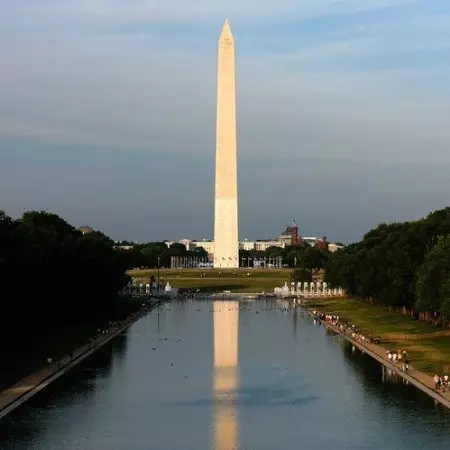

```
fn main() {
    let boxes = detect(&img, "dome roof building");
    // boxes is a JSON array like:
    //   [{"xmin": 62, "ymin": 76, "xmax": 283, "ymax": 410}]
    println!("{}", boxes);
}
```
[{"xmin": 77, "ymin": 225, "xmax": 94, "ymax": 235}]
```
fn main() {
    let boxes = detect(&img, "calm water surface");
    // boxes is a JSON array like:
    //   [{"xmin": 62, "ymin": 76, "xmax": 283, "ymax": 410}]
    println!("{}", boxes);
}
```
[{"xmin": 1, "ymin": 298, "xmax": 450, "ymax": 449}]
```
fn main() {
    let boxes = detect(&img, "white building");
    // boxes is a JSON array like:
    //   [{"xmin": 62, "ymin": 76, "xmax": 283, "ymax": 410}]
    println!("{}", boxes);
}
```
[
  {"xmin": 328, "ymin": 243, "xmax": 344, "ymax": 253},
  {"xmin": 254, "ymin": 240, "xmax": 285, "ymax": 251},
  {"xmin": 302, "ymin": 236, "xmax": 318, "ymax": 246},
  {"xmin": 191, "ymin": 240, "xmax": 215, "ymax": 255},
  {"xmin": 164, "ymin": 236, "xmax": 343, "ymax": 259},
  {"xmin": 239, "ymin": 240, "xmax": 255, "ymax": 251},
  {"xmin": 166, "ymin": 238, "xmax": 286, "ymax": 256},
  {"xmin": 164, "ymin": 239, "xmax": 194, "ymax": 251}
]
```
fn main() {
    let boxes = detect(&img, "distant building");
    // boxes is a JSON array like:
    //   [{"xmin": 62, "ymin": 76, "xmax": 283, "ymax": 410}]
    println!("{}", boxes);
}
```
[
  {"xmin": 77, "ymin": 225, "xmax": 94, "ymax": 235},
  {"xmin": 164, "ymin": 238, "xmax": 193, "ymax": 251},
  {"xmin": 302, "ymin": 236, "xmax": 318, "ymax": 246},
  {"xmin": 163, "ymin": 224, "xmax": 342, "ymax": 261},
  {"xmin": 239, "ymin": 240, "xmax": 256, "ymax": 251},
  {"xmin": 191, "ymin": 240, "xmax": 215, "ymax": 256},
  {"xmin": 117, "ymin": 245, "xmax": 134, "ymax": 251},
  {"xmin": 315, "ymin": 236, "xmax": 329, "ymax": 251},
  {"xmin": 254, "ymin": 240, "xmax": 285, "ymax": 251},
  {"xmin": 278, "ymin": 221, "xmax": 302, "ymax": 246},
  {"xmin": 328, "ymin": 243, "xmax": 344, "ymax": 253}
]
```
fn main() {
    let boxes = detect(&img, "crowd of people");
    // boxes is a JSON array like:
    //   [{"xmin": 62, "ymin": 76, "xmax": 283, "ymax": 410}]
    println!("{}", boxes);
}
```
[
  {"xmin": 311, "ymin": 310, "xmax": 415, "ymax": 374},
  {"xmin": 386, "ymin": 349, "xmax": 410, "ymax": 372},
  {"xmin": 312, "ymin": 311, "xmax": 382, "ymax": 346},
  {"xmin": 309, "ymin": 307, "xmax": 450, "ymax": 400},
  {"xmin": 434, "ymin": 373, "xmax": 449, "ymax": 392}
]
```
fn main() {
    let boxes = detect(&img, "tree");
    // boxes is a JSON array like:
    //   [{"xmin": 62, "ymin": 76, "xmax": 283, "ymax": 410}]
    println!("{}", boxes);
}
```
[
  {"xmin": 0, "ymin": 209, "xmax": 130, "ymax": 340},
  {"xmin": 325, "ymin": 208, "xmax": 450, "ymax": 319},
  {"xmin": 189, "ymin": 246, "xmax": 208, "ymax": 258},
  {"xmin": 239, "ymin": 249, "xmax": 253, "ymax": 267},
  {"xmin": 168, "ymin": 242, "xmax": 187, "ymax": 255},
  {"xmin": 439, "ymin": 279, "xmax": 450, "ymax": 320},
  {"xmin": 302, "ymin": 247, "xmax": 329, "ymax": 272},
  {"xmin": 415, "ymin": 235, "xmax": 450, "ymax": 316},
  {"xmin": 291, "ymin": 268, "xmax": 312, "ymax": 284},
  {"xmin": 265, "ymin": 246, "xmax": 284, "ymax": 257}
]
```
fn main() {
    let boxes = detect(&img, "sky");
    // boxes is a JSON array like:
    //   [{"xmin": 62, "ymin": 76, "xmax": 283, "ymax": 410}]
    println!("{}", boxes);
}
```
[{"xmin": 1, "ymin": 0, "xmax": 450, "ymax": 243}]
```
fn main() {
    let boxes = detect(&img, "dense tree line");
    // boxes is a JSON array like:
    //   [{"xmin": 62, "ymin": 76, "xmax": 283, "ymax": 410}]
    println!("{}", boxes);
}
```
[
  {"xmin": 0, "ymin": 210, "xmax": 129, "ymax": 340},
  {"xmin": 239, "ymin": 244, "xmax": 330, "ymax": 271},
  {"xmin": 120, "ymin": 242, "xmax": 208, "ymax": 268},
  {"xmin": 325, "ymin": 207, "xmax": 450, "ymax": 322},
  {"xmin": 121, "ymin": 240, "xmax": 330, "ymax": 273}
]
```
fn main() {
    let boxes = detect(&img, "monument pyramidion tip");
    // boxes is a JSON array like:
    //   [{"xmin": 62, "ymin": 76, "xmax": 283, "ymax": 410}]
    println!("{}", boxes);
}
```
[{"xmin": 220, "ymin": 18, "xmax": 233, "ymax": 39}]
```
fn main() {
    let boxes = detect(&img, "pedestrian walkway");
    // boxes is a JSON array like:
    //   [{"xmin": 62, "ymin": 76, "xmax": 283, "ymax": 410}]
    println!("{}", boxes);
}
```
[
  {"xmin": 312, "ymin": 310, "xmax": 450, "ymax": 408},
  {"xmin": 0, "ymin": 308, "xmax": 149, "ymax": 419}
]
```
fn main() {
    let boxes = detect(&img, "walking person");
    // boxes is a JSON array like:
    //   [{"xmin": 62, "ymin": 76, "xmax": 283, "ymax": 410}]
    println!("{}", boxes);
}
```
[
  {"xmin": 433, "ymin": 373, "xmax": 440, "ymax": 391},
  {"xmin": 434, "ymin": 373, "xmax": 440, "ymax": 391},
  {"xmin": 404, "ymin": 359, "xmax": 409, "ymax": 372}
]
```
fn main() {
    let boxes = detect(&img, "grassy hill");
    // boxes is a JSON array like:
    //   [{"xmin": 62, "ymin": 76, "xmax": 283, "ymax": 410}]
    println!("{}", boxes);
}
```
[{"xmin": 127, "ymin": 268, "xmax": 293, "ymax": 293}]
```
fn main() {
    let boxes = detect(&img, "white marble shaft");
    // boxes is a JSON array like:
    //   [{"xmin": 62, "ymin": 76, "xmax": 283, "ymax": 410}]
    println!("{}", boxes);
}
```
[{"xmin": 214, "ymin": 19, "xmax": 239, "ymax": 268}]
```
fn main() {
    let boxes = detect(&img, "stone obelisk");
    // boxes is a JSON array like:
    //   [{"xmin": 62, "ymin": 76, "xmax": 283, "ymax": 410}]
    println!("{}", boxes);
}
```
[{"xmin": 214, "ymin": 19, "xmax": 239, "ymax": 269}]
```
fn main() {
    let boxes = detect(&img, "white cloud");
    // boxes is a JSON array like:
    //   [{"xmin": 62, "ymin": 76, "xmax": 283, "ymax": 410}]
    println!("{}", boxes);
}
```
[
  {"xmin": 1, "ymin": 0, "xmax": 450, "ymax": 164},
  {"xmin": 7, "ymin": 0, "xmax": 416, "ymax": 22}
]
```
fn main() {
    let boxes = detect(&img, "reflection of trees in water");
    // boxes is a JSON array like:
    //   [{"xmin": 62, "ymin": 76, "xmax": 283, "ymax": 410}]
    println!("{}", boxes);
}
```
[
  {"xmin": 293, "ymin": 308, "xmax": 298, "ymax": 336},
  {"xmin": 340, "ymin": 341, "xmax": 450, "ymax": 422},
  {"xmin": 108, "ymin": 333, "xmax": 128, "ymax": 365},
  {"xmin": 170, "ymin": 298, "xmax": 187, "ymax": 323},
  {"xmin": 73, "ymin": 331, "xmax": 128, "ymax": 376},
  {"xmin": 0, "ymin": 339, "xmax": 57, "ymax": 390},
  {"xmin": 0, "ymin": 333, "xmax": 128, "ymax": 448},
  {"xmin": 0, "ymin": 323, "xmax": 131, "ymax": 391}
]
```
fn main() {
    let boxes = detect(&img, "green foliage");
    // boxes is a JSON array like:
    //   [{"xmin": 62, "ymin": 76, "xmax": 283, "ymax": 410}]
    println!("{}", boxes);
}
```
[
  {"xmin": 302, "ymin": 246, "xmax": 329, "ymax": 271},
  {"xmin": 415, "ymin": 235, "xmax": 450, "ymax": 318},
  {"xmin": 265, "ymin": 246, "xmax": 284, "ymax": 257},
  {"xmin": 169, "ymin": 242, "xmax": 187, "ymax": 253},
  {"xmin": 326, "ymin": 207, "xmax": 450, "ymax": 318},
  {"xmin": 0, "ymin": 210, "xmax": 129, "ymax": 341},
  {"xmin": 191, "ymin": 246, "xmax": 208, "ymax": 258},
  {"xmin": 122, "ymin": 238, "xmax": 332, "ymax": 272},
  {"xmin": 123, "ymin": 242, "xmax": 206, "ymax": 268},
  {"xmin": 291, "ymin": 268, "xmax": 312, "ymax": 283}
]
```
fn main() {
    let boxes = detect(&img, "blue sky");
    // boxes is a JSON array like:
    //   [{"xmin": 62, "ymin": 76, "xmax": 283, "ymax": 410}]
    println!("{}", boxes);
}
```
[{"xmin": 1, "ymin": 0, "xmax": 450, "ymax": 243}]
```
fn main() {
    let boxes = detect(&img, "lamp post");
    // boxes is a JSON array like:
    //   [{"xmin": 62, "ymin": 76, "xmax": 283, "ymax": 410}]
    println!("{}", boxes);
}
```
[{"xmin": 157, "ymin": 256, "xmax": 160, "ymax": 293}]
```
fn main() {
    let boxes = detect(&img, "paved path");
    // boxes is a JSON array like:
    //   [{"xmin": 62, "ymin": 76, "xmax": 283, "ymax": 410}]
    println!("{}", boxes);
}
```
[
  {"xmin": 302, "ymin": 305, "xmax": 450, "ymax": 408},
  {"xmin": 0, "ymin": 308, "xmax": 150, "ymax": 419}
]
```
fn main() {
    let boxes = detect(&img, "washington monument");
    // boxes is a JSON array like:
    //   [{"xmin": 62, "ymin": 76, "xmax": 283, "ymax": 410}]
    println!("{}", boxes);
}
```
[{"xmin": 214, "ymin": 19, "xmax": 239, "ymax": 269}]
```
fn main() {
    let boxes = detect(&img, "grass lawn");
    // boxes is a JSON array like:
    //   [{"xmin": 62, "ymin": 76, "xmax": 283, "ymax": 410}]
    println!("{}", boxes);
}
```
[
  {"xmin": 127, "ymin": 268, "xmax": 292, "ymax": 293},
  {"xmin": 308, "ymin": 297, "xmax": 450, "ymax": 375}
]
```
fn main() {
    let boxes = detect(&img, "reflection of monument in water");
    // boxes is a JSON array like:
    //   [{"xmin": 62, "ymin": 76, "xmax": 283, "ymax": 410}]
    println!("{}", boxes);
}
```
[{"xmin": 213, "ymin": 300, "xmax": 239, "ymax": 450}]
